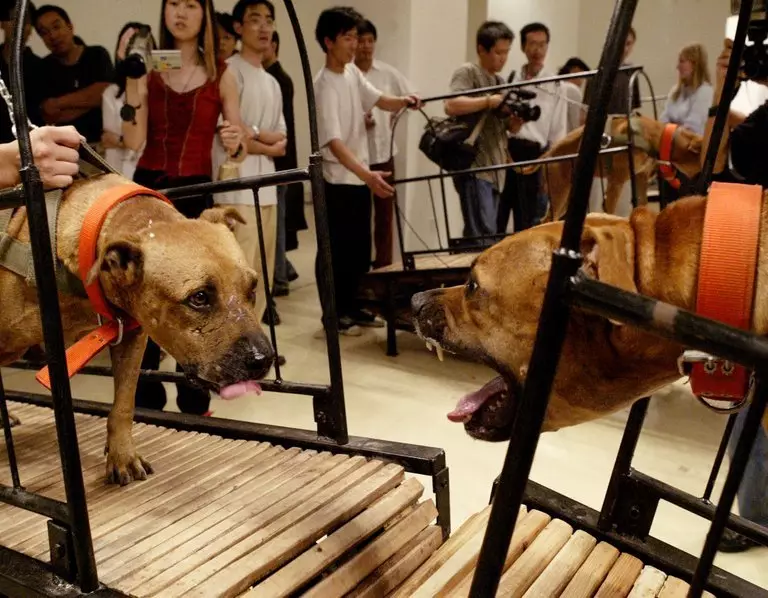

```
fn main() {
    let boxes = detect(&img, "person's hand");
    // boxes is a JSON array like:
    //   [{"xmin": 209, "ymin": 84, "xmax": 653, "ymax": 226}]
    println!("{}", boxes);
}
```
[
  {"xmin": 364, "ymin": 169, "xmax": 394, "ymax": 198},
  {"xmin": 364, "ymin": 111, "xmax": 376, "ymax": 129},
  {"xmin": 218, "ymin": 120, "xmax": 243, "ymax": 155},
  {"xmin": 101, "ymin": 130, "xmax": 122, "ymax": 150},
  {"xmin": 117, "ymin": 27, "xmax": 137, "ymax": 62},
  {"xmin": 30, "ymin": 126, "xmax": 81, "ymax": 188},
  {"xmin": 402, "ymin": 95, "xmax": 423, "ymax": 110},
  {"xmin": 269, "ymin": 138, "xmax": 288, "ymax": 157},
  {"xmin": 508, "ymin": 115, "xmax": 525, "ymax": 135},
  {"xmin": 488, "ymin": 93, "xmax": 505, "ymax": 110}
]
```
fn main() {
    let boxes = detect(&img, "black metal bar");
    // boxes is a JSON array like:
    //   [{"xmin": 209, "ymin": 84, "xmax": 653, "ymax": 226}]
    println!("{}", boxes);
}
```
[
  {"xmin": 625, "ymin": 71, "xmax": 641, "ymax": 208},
  {"xmin": 0, "ymin": 484, "xmax": 70, "ymax": 521},
  {"xmin": 10, "ymin": 0, "xmax": 98, "ymax": 591},
  {"xmin": 0, "ymin": 544, "xmax": 130, "ymax": 598},
  {"xmin": 598, "ymin": 398, "xmax": 649, "ymax": 530},
  {"xmin": 568, "ymin": 274, "xmax": 768, "ymax": 372},
  {"xmin": 468, "ymin": 1, "xmax": 638, "ymax": 594},
  {"xmin": 393, "ymin": 145, "xmax": 630, "ymax": 186},
  {"xmin": 7, "ymin": 361, "xmax": 329, "ymax": 397},
  {"xmin": 0, "ymin": 184, "xmax": 25, "ymax": 209},
  {"xmin": 418, "ymin": 65, "xmax": 642, "ymax": 104},
  {"xmin": 0, "ymin": 372, "xmax": 22, "ymax": 488},
  {"xmin": 251, "ymin": 188, "xmax": 283, "ymax": 381},
  {"xmin": 690, "ymin": 376, "xmax": 768, "ymax": 596},
  {"xmin": 524, "ymin": 479, "xmax": 768, "ymax": 598},
  {"xmin": 433, "ymin": 466, "xmax": 451, "ymax": 540},
  {"xmin": 161, "ymin": 168, "xmax": 309, "ymax": 199},
  {"xmin": 695, "ymin": 0, "xmax": 753, "ymax": 195},
  {"xmin": 628, "ymin": 469, "xmax": 768, "ymax": 546},
  {"xmin": 5, "ymin": 391, "xmax": 446, "ymax": 476},
  {"xmin": 703, "ymin": 413, "xmax": 738, "ymax": 502}
]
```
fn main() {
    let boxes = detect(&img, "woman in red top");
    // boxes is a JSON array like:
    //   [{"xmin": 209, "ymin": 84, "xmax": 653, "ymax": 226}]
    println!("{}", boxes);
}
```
[{"xmin": 120, "ymin": 0, "xmax": 246, "ymax": 415}]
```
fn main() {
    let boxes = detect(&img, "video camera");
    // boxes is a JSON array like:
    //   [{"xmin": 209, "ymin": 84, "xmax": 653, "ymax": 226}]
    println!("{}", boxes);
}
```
[
  {"xmin": 730, "ymin": 0, "xmax": 768, "ymax": 81},
  {"xmin": 498, "ymin": 87, "xmax": 541, "ymax": 122}
]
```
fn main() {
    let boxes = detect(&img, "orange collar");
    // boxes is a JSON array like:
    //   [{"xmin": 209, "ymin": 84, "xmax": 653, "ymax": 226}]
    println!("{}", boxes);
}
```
[
  {"xmin": 36, "ymin": 183, "xmax": 173, "ymax": 390},
  {"xmin": 681, "ymin": 181, "xmax": 763, "ymax": 411},
  {"xmin": 658, "ymin": 123, "xmax": 681, "ymax": 189}
]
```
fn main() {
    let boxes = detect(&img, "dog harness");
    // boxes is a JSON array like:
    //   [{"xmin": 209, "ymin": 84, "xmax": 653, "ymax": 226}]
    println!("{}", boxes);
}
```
[
  {"xmin": 36, "ymin": 182, "xmax": 174, "ymax": 390},
  {"xmin": 657, "ymin": 123, "xmax": 682, "ymax": 190},
  {"xmin": 678, "ymin": 181, "xmax": 763, "ymax": 413}
]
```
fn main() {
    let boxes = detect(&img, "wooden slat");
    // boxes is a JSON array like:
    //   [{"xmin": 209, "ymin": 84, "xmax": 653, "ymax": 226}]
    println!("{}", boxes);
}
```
[
  {"xmin": 175, "ymin": 463, "xmax": 406, "ymax": 598},
  {"xmin": 390, "ymin": 508, "xmax": 491, "ymax": 598},
  {"xmin": 112, "ymin": 452, "xmax": 351, "ymax": 592},
  {"xmin": 370, "ymin": 252, "xmax": 479, "ymax": 274},
  {"xmin": 628, "ymin": 566, "xmax": 667, "ymax": 598},
  {"xmin": 346, "ymin": 526, "xmax": 443, "ymax": 598},
  {"xmin": 595, "ymin": 553, "xmax": 645, "ymax": 598},
  {"xmin": 495, "ymin": 518, "xmax": 573, "ymax": 598},
  {"xmin": 450, "ymin": 509, "xmax": 551, "ymax": 597},
  {"xmin": 250, "ymin": 479, "xmax": 429, "ymax": 598},
  {"xmin": 409, "ymin": 506, "xmax": 527, "ymax": 597},
  {"xmin": 657, "ymin": 577, "xmax": 689, "ymax": 598},
  {"xmin": 522, "ymin": 530, "xmax": 597, "ymax": 597},
  {"xmin": 560, "ymin": 541, "xmax": 621, "ymax": 598}
]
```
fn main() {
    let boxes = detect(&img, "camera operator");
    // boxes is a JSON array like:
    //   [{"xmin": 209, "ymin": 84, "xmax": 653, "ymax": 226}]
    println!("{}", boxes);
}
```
[
  {"xmin": 701, "ymin": 36, "xmax": 768, "ymax": 554},
  {"xmin": 445, "ymin": 21, "xmax": 522, "ymax": 245},
  {"xmin": 499, "ymin": 22, "xmax": 567, "ymax": 233}
]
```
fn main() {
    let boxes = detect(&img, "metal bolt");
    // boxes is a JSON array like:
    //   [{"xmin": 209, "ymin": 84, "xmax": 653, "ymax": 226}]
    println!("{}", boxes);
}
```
[
  {"xmin": 629, "ymin": 505, "xmax": 640, "ymax": 519},
  {"xmin": 53, "ymin": 543, "xmax": 65, "ymax": 559}
]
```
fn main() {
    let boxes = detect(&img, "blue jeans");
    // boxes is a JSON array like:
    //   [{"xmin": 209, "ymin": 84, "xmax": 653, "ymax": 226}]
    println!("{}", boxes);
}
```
[
  {"xmin": 728, "ymin": 407, "xmax": 768, "ymax": 526},
  {"xmin": 454, "ymin": 175, "xmax": 499, "ymax": 245},
  {"xmin": 274, "ymin": 185, "xmax": 288, "ymax": 286}
]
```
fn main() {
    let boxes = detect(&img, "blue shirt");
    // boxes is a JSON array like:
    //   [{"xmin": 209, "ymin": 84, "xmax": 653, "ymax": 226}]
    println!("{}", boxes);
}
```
[{"xmin": 660, "ymin": 83, "xmax": 713, "ymax": 135}]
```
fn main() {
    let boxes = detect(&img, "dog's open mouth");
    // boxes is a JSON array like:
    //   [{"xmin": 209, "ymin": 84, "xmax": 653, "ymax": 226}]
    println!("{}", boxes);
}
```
[{"xmin": 424, "ymin": 338, "xmax": 518, "ymax": 441}]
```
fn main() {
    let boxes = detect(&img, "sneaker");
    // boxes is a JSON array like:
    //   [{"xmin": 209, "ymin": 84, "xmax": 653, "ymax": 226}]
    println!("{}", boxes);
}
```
[
  {"xmin": 349, "ymin": 309, "xmax": 385, "ymax": 328},
  {"xmin": 273, "ymin": 283, "xmax": 290, "ymax": 297},
  {"xmin": 262, "ymin": 306, "xmax": 281, "ymax": 326},
  {"xmin": 338, "ymin": 316, "xmax": 363, "ymax": 336},
  {"xmin": 717, "ymin": 529, "xmax": 761, "ymax": 553}
]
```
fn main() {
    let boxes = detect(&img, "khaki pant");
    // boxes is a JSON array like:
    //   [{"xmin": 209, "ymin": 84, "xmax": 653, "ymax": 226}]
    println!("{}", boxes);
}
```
[{"xmin": 219, "ymin": 203, "xmax": 277, "ymax": 320}]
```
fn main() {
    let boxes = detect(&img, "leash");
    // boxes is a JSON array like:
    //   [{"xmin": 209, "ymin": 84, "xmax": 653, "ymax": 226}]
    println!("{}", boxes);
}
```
[
  {"xmin": 678, "ymin": 181, "xmax": 763, "ymax": 413},
  {"xmin": 36, "ymin": 183, "xmax": 174, "ymax": 390},
  {"xmin": 658, "ymin": 123, "xmax": 682, "ymax": 190}
]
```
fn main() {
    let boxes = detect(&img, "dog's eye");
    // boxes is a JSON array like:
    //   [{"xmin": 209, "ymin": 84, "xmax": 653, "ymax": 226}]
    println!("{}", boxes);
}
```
[
  {"xmin": 187, "ymin": 290, "xmax": 211, "ymax": 310},
  {"xmin": 466, "ymin": 279, "xmax": 479, "ymax": 295},
  {"xmin": 248, "ymin": 281, "xmax": 258, "ymax": 304}
]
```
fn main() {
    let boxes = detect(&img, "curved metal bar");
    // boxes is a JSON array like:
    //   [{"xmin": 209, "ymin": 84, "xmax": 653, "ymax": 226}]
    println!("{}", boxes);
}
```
[{"xmin": 9, "ymin": 0, "xmax": 99, "ymax": 591}]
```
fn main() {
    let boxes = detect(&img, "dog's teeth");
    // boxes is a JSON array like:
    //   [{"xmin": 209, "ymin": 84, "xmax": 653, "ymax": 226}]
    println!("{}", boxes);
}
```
[
  {"xmin": 436, "ymin": 345, "xmax": 444, "ymax": 362},
  {"xmin": 426, "ymin": 342, "xmax": 433, "ymax": 352}
]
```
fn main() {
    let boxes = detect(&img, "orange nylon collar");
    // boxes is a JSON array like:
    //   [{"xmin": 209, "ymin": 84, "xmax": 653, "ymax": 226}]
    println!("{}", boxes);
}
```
[
  {"xmin": 77, "ymin": 183, "xmax": 172, "ymax": 321},
  {"xmin": 658, "ymin": 123, "xmax": 681, "ymax": 190},
  {"xmin": 688, "ymin": 181, "xmax": 762, "ymax": 408},
  {"xmin": 36, "ymin": 183, "xmax": 173, "ymax": 391}
]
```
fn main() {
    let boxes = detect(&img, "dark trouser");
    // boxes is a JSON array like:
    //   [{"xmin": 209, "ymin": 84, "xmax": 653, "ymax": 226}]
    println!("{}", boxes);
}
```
[
  {"xmin": 453, "ymin": 175, "xmax": 499, "ymax": 246},
  {"xmin": 498, "ymin": 137, "xmax": 544, "ymax": 233},
  {"xmin": 315, "ymin": 181, "xmax": 372, "ymax": 322},
  {"xmin": 132, "ymin": 168, "xmax": 213, "ymax": 415},
  {"xmin": 371, "ymin": 159, "xmax": 395, "ymax": 268}
]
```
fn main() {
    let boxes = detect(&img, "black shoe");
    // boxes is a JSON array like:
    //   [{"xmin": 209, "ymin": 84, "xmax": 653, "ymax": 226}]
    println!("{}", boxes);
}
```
[
  {"xmin": 718, "ymin": 529, "xmax": 761, "ymax": 553},
  {"xmin": 349, "ymin": 309, "xmax": 384, "ymax": 328},
  {"xmin": 262, "ymin": 306, "xmax": 281, "ymax": 326},
  {"xmin": 287, "ymin": 262, "xmax": 299, "ymax": 282},
  {"xmin": 273, "ymin": 283, "xmax": 290, "ymax": 297}
]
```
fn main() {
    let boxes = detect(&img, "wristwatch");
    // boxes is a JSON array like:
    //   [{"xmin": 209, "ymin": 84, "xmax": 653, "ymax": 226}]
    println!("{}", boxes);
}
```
[{"xmin": 120, "ymin": 103, "xmax": 140, "ymax": 124}]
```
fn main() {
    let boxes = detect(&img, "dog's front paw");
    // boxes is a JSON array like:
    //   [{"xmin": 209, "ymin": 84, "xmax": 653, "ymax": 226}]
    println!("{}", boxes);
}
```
[
  {"xmin": 2, "ymin": 411, "xmax": 20, "ymax": 427},
  {"xmin": 105, "ymin": 443, "xmax": 154, "ymax": 486}
]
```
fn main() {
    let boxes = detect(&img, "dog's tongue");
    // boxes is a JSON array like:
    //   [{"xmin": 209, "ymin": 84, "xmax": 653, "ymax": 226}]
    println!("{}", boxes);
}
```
[
  {"xmin": 447, "ymin": 376, "xmax": 505, "ymax": 423},
  {"xmin": 219, "ymin": 381, "xmax": 263, "ymax": 400}
]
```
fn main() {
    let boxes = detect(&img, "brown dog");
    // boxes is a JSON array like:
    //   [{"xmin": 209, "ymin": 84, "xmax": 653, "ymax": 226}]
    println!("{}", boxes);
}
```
[
  {"xmin": 521, "ymin": 115, "xmax": 704, "ymax": 221},
  {"xmin": 412, "ymin": 195, "xmax": 768, "ymax": 441},
  {"xmin": 0, "ymin": 173, "xmax": 274, "ymax": 483}
]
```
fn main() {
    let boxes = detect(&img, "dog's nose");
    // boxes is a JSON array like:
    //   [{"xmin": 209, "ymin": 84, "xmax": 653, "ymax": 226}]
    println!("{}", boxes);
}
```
[{"xmin": 235, "ymin": 333, "xmax": 275, "ymax": 377}]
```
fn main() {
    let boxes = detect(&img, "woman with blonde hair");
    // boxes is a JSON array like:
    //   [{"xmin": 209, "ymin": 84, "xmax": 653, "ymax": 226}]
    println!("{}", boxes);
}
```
[{"xmin": 661, "ymin": 43, "xmax": 713, "ymax": 135}]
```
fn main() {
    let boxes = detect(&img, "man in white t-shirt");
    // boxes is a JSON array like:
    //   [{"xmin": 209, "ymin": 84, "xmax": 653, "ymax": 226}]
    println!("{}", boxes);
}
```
[
  {"xmin": 501, "ymin": 22, "xmax": 568, "ymax": 233},
  {"xmin": 354, "ymin": 18, "xmax": 415, "ymax": 269},
  {"xmin": 313, "ymin": 7, "xmax": 420, "ymax": 335},
  {"xmin": 213, "ymin": 0, "xmax": 287, "ymax": 325}
]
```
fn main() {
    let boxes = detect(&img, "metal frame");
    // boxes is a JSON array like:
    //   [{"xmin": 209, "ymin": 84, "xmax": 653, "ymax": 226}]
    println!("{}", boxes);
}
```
[
  {"xmin": 0, "ymin": 0, "xmax": 450, "ymax": 595},
  {"xmin": 469, "ymin": 0, "xmax": 768, "ymax": 596}
]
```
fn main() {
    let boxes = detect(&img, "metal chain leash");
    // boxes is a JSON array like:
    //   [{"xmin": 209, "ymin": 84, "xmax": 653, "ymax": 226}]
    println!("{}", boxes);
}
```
[{"xmin": 0, "ymin": 72, "xmax": 37, "ymax": 139}]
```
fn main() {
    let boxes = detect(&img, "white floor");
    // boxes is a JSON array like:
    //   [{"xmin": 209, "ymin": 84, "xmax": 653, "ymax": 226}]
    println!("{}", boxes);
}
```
[{"xmin": 3, "ymin": 207, "xmax": 767, "ymax": 591}]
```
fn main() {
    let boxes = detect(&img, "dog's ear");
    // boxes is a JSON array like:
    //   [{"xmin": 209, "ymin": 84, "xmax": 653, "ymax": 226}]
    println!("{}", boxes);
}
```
[
  {"xmin": 199, "ymin": 206, "xmax": 246, "ymax": 232},
  {"xmin": 580, "ymin": 223, "xmax": 637, "ymax": 294},
  {"xmin": 87, "ymin": 240, "xmax": 143, "ymax": 288}
]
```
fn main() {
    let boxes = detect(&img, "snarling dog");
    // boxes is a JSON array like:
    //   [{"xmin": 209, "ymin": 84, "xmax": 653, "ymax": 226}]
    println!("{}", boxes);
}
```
[
  {"xmin": 0, "ymin": 173, "xmax": 274, "ymax": 483},
  {"xmin": 521, "ymin": 115, "xmax": 704, "ymax": 221},
  {"xmin": 412, "ymin": 196, "xmax": 768, "ymax": 441}
]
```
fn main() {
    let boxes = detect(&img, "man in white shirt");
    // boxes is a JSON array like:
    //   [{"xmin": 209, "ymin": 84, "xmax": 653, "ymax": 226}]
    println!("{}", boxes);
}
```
[
  {"xmin": 354, "ymin": 19, "xmax": 414, "ymax": 269},
  {"xmin": 313, "ymin": 7, "xmax": 420, "ymax": 335},
  {"xmin": 500, "ymin": 22, "xmax": 568, "ymax": 233},
  {"xmin": 213, "ymin": 0, "xmax": 287, "ymax": 325}
]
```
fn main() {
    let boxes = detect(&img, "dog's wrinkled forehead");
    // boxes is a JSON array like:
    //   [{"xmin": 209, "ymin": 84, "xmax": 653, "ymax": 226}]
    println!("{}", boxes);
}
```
[{"xmin": 138, "ymin": 219, "xmax": 254, "ymax": 298}]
